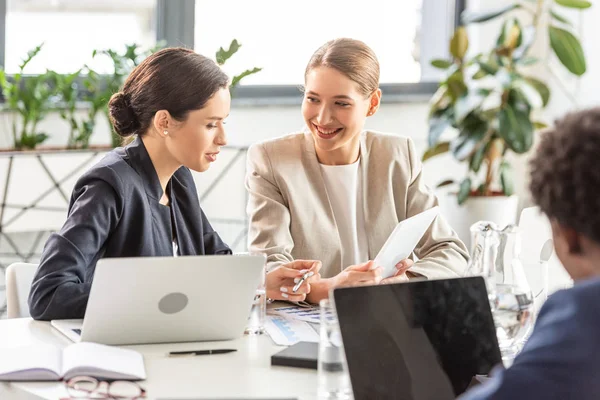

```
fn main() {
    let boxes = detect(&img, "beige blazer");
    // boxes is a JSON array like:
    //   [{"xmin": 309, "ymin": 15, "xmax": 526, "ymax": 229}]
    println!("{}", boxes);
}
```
[{"xmin": 245, "ymin": 131, "xmax": 469, "ymax": 279}]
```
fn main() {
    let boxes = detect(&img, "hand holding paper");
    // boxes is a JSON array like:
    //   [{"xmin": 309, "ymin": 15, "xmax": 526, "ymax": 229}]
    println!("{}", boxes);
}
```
[{"xmin": 374, "ymin": 207, "xmax": 440, "ymax": 279}]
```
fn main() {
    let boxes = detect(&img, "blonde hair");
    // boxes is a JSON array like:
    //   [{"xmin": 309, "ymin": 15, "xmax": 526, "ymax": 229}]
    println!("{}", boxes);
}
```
[{"xmin": 305, "ymin": 38, "xmax": 380, "ymax": 97}]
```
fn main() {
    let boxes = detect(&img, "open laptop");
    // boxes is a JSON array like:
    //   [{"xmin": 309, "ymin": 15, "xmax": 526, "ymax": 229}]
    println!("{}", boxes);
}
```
[
  {"xmin": 333, "ymin": 276, "xmax": 501, "ymax": 400},
  {"xmin": 51, "ymin": 254, "xmax": 265, "ymax": 345}
]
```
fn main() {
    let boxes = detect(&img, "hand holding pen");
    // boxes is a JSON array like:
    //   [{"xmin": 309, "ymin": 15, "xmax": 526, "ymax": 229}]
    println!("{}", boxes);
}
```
[{"xmin": 265, "ymin": 260, "xmax": 322, "ymax": 302}]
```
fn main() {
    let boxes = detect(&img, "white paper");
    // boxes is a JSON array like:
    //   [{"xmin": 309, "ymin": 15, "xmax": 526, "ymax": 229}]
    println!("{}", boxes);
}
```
[
  {"xmin": 374, "ymin": 206, "xmax": 440, "ymax": 278},
  {"xmin": 264, "ymin": 315, "xmax": 320, "ymax": 346},
  {"xmin": 62, "ymin": 342, "xmax": 146, "ymax": 381},
  {"xmin": 0, "ymin": 345, "xmax": 61, "ymax": 381},
  {"xmin": 268, "ymin": 305, "xmax": 322, "ymax": 323}
]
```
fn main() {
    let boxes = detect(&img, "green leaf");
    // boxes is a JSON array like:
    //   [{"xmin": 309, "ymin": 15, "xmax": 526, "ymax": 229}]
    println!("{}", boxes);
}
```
[
  {"xmin": 436, "ymin": 179, "xmax": 456, "ymax": 188},
  {"xmin": 500, "ymin": 162, "xmax": 514, "ymax": 196},
  {"xmin": 446, "ymin": 71, "xmax": 468, "ymax": 100},
  {"xmin": 455, "ymin": 92, "xmax": 485, "ymax": 122},
  {"xmin": 513, "ymin": 26, "xmax": 536, "ymax": 60},
  {"xmin": 458, "ymin": 178, "xmax": 472, "ymax": 205},
  {"xmin": 216, "ymin": 39, "xmax": 241, "ymax": 65},
  {"xmin": 472, "ymin": 69, "xmax": 488, "ymax": 79},
  {"xmin": 550, "ymin": 9, "xmax": 573, "ymax": 25},
  {"xmin": 524, "ymin": 77, "xmax": 551, "ymax": 106},
  {"xmin": 476, "ymin": 60, "xmax": 499, "ymax": 75},
  {"xmin": 533, "ymin": 121, "xmax": 549, "ymax": 129},
  {"xmin": 554, "ymin": 0, "xmax": 591, "ymax": 8},
  {"xmin": 422, "ymin": 142, "xmax": 450, "ymax": 161},
  {"xmin": 549, "ymin": 26, "xmax": 587, "ymax": 76},
  {"xmin": 470, "ymin": 141, "xmax": 489, "ymax": 173},
  {"xmin": 428, "ymin": 112, "xmax": 452, "ymax": 147},
  {"xmin": 450, "ymin": 27, "xmax": 469, "ymax": 60},
  {"xmin": 429, "ymin": 85, "xmax": 451, "ymax": 113},
  {"xmin": 451, "ymin": 117, "xmax": 488, "ymax": 161},
  {"xmin": 462, "ymin": 4, "xmax": 521, "ymax": 24},
  {"xmin": 518, "ymin": 56, "xmax": 539, "ymax": 65},
  {"xmin": 498, "ymin": 92, "xmax": 534, "ymax": 154},
  {"xmin": 431, "ymin": 59, "xmax": 453, "ymax": 69},
  {"xmin": 231, "ymin": 67, "xmax": 262, "ymax": 89}
]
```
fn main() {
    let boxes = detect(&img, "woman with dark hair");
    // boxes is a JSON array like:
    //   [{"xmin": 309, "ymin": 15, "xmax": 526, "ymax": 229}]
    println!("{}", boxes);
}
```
[{"xmin": 29, "ymin": 48, "xmax": 320, "ymax": 321}]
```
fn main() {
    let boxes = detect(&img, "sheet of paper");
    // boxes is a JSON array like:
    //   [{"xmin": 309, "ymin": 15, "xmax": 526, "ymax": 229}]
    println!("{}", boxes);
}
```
[
  {"xmin": 268, "ymin": 305, "xmax": 322, "ymax": 323},
  {"xmin": 374, "ymin": 206, "xmax": 439, "ymax": 278},
  {"xmin": 264, "ymin": 316, "xmax": 319, "ymax": 346}
]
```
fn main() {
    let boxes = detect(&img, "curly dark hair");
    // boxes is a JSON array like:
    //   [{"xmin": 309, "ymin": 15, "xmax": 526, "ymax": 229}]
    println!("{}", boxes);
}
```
[{"xmin": 529, "ymin": 107, "xmax": 600, "ymax": 244}]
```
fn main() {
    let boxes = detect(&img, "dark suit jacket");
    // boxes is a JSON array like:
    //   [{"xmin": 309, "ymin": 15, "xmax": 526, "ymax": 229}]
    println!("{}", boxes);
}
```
[
  {"xmin": 460, "ymin": 276, "xmax": 600, "ymax": 400},
  {"xmin": 28, "ymin": 137, "xmax": 231, "ymax": 320}
]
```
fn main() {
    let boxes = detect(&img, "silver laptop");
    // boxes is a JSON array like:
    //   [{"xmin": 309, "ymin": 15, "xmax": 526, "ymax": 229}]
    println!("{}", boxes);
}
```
[{"xmin": 51, "ymin": 254, "xmax": 264, "ymax": 345}]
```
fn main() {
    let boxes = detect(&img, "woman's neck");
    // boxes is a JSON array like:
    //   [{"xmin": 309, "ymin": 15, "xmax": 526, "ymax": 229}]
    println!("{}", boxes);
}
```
[
  {"xmin": 315, "ymin": 134, "xmax": 361, "ymax": 166},
  {"xmin": 140, "ymin": 135, "xmax": 181, "ymax": 204}
]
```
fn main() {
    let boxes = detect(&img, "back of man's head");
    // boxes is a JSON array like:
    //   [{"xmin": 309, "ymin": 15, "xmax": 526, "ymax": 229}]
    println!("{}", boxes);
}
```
[{"xmin": 529, "ymin": 107, "xmax": 600, "ymax": 279}]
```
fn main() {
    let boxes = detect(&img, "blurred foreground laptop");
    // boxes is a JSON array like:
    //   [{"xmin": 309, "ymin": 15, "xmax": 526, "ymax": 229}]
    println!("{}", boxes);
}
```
[
  {"xmin": 333, "ymin": 276, "xmax": 501, "ymax": 400},
  {"xmin": 51, "ymin": 254, "xmax": 264, "ymax": 345}
]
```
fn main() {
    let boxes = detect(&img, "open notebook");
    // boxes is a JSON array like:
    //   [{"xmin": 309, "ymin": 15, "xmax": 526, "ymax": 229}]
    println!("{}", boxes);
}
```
[{"xmin": 0, "ymin": 342, "xmax": 146, "ymax": 381}]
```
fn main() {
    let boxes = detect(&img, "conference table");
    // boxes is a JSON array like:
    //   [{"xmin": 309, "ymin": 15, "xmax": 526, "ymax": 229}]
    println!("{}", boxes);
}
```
[{"xmin": 0, "ymin": 318, "xmax": 317, "ymax": 400}]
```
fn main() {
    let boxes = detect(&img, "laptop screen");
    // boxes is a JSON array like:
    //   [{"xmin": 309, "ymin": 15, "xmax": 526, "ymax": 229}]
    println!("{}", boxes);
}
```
[{"xmin": 333, "ymin": 276, "xmax": 501, "ymax": 400}]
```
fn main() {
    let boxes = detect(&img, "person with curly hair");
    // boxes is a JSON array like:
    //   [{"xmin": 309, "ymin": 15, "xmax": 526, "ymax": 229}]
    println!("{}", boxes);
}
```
[{"xmin": 461, "ymin": 107, "xmax": 600, "ymax": 400}]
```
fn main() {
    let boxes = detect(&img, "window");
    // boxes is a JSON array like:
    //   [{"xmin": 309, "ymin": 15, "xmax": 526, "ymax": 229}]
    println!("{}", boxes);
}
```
[
  {"xmin": 194, "ymin": 0, "xmax": 459, "ymax": 87},
  {"xmin": 5, "ymin": 0, "xmax": 157, "ymax": 74}
]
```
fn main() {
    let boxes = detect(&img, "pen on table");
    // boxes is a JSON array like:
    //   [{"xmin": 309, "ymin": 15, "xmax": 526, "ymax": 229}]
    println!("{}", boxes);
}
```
[
  {"xmin": 168, "ymin": 349, "xmax": 237, "ymax": 357},
  {"xmin": 292, "ymin": 271, "xmax": 314, "ymax": 293}
]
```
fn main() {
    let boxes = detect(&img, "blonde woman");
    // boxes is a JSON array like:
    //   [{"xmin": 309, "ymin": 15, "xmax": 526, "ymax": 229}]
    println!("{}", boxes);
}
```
[{"xmin": 246, "ymin": 39, "xmax": 468, "ymax": 303}]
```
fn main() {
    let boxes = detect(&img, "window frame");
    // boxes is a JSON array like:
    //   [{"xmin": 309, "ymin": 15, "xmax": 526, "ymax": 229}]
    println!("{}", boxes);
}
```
[{"xmin": 0, "ymin": 0, "xmax": 464, "ymax": 105}]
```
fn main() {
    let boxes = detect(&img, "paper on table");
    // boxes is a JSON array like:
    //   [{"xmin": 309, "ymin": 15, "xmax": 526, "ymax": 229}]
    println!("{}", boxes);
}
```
[
  {"xmin": 264, "ymin": 316, "xmax": 319, "ymax": 346},
  {"xmin": 62, "ymin": 342, "xmax": 146, "ymax": 381},
  {"xmin": 268, "ymin": 305, "xmax": 321, "ymax": 323},
  {"xmin": 374, "ymin": 206, "xmax": 440, "ymax": 278}
]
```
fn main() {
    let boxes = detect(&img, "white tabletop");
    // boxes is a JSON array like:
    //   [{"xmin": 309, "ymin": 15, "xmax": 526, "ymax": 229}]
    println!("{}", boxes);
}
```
[{"xmin": 0, "ymin": 318, "xmax": 317, "ymax": 400}]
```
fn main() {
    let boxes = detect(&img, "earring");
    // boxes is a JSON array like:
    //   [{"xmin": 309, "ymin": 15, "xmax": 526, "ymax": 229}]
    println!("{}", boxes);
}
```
[{"xmin": 163, "ymin": 130, "xmax": 168, "ymax": 136}]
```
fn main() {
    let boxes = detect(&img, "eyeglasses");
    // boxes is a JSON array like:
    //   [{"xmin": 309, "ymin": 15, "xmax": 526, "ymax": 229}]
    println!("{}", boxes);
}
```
[{"xmin": 62, "ymin": 376, "xmax": 146, "ymax": 399}]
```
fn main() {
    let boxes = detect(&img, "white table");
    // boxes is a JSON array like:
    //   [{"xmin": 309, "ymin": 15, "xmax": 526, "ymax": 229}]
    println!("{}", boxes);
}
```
[{"xmin": 0, "ymin": 318, "xmax": 317, "ymax": 400}]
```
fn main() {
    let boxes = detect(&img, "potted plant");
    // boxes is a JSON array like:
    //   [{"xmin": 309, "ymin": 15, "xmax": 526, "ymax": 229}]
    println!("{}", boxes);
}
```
[
  {"xmin": 423, "ymin": 0, "xmax": 590, "ymax": 246},
  {"xmin": 0, "ymin": 44, "xmax": 55, "ymax": 150},
  {"xmin": 0, "ymin": 40, "xmax": 261, "ymax": 234}
]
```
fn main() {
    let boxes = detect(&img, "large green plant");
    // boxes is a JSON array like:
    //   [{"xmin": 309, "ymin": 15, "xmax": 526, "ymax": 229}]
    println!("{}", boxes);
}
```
[
  {"xmin": 0, "ymin": 44, "xmax": 56, "ymax": 150},
  {"xmin": 424, "ymin": 0, "xmax": 590, "ymax": 204}
]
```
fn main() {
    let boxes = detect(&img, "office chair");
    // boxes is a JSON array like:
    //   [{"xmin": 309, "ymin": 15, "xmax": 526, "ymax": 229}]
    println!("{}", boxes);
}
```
[{"xmin": 5, "ymin": 263, "xmax": 38, "ymax": 318}]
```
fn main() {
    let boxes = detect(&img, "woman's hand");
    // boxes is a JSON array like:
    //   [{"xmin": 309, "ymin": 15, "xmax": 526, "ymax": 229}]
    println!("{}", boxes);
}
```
[
  {"xmin": 304, "ymin": 260, "xmax": 384, "ymax": 304},
  {"xmin": 333, "ymin": 260, "xmax": 384, "ymax": 287},
  {"xmin": 380, "ymin": 259, "xmax": 414, "ymax": 284},
  {"xmin": 266, "ymin": 260, "xmax": 321, "ymax": 302}
]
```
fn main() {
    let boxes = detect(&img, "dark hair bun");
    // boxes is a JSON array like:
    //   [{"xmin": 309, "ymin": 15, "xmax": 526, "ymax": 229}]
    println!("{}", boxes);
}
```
[{"xmin": 108, "ymin": 92, "xmax": 140, "ymax": 137}]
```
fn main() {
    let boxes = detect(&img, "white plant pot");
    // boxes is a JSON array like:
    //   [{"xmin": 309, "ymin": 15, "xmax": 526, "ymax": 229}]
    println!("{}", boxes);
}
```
[{"xmin": 436, "ymin": 192, "xmax": 519, "ymax": 251}]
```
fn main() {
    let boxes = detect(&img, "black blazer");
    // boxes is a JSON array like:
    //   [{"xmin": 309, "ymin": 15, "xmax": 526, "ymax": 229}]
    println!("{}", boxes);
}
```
[{"xmin": 28, "ymin": 137, "xmax": 231, "ymax": 320}]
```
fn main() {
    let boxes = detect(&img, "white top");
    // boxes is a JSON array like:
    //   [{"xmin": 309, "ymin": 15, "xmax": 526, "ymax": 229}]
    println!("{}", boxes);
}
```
[{"xmin": 319, "ymin": 159, "xmax": 369, "ymax": 271}]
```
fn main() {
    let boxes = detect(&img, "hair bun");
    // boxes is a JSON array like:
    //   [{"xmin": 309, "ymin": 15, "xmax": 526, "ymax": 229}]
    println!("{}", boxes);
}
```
[{"xmin": 108, "ymin": 92, "xmax": 140, "ymax": 137}]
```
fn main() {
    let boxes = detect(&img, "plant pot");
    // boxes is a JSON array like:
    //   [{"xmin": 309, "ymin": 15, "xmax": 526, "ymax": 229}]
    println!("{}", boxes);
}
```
[{"xmin": 436, "ymin": 191, "xmax": 519, "ymax": 251}]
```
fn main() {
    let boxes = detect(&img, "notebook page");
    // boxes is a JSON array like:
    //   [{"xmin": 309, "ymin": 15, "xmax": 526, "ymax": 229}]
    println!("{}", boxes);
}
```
[
  {"xmin": 0, "ymin": 345, "xmax": 61, "ymax": 381},
  {"xmin": 62, "ymin": 342, "xmax": 146, "ymax": 381}
]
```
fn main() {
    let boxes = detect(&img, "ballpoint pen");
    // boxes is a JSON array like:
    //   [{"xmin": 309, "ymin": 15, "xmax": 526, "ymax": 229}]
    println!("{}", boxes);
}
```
[
  {"xmin": 292, "ymin": 271, "xmax": 314, "ymax": 293},
  {"xmin": 168, "ymin": 349, "xmax": 237, "ymax": 357}
]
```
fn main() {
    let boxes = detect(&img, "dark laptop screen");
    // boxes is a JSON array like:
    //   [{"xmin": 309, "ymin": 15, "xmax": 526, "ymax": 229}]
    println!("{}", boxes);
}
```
[{"xmin": 333, "ymin": 276, "xmax": 501, "ymax": 400}]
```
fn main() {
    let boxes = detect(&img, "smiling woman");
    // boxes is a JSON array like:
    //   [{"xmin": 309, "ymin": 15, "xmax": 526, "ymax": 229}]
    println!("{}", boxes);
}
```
[{"xmin": 246, "ymin": 38, "xmax": 469, "ymax": 304}]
